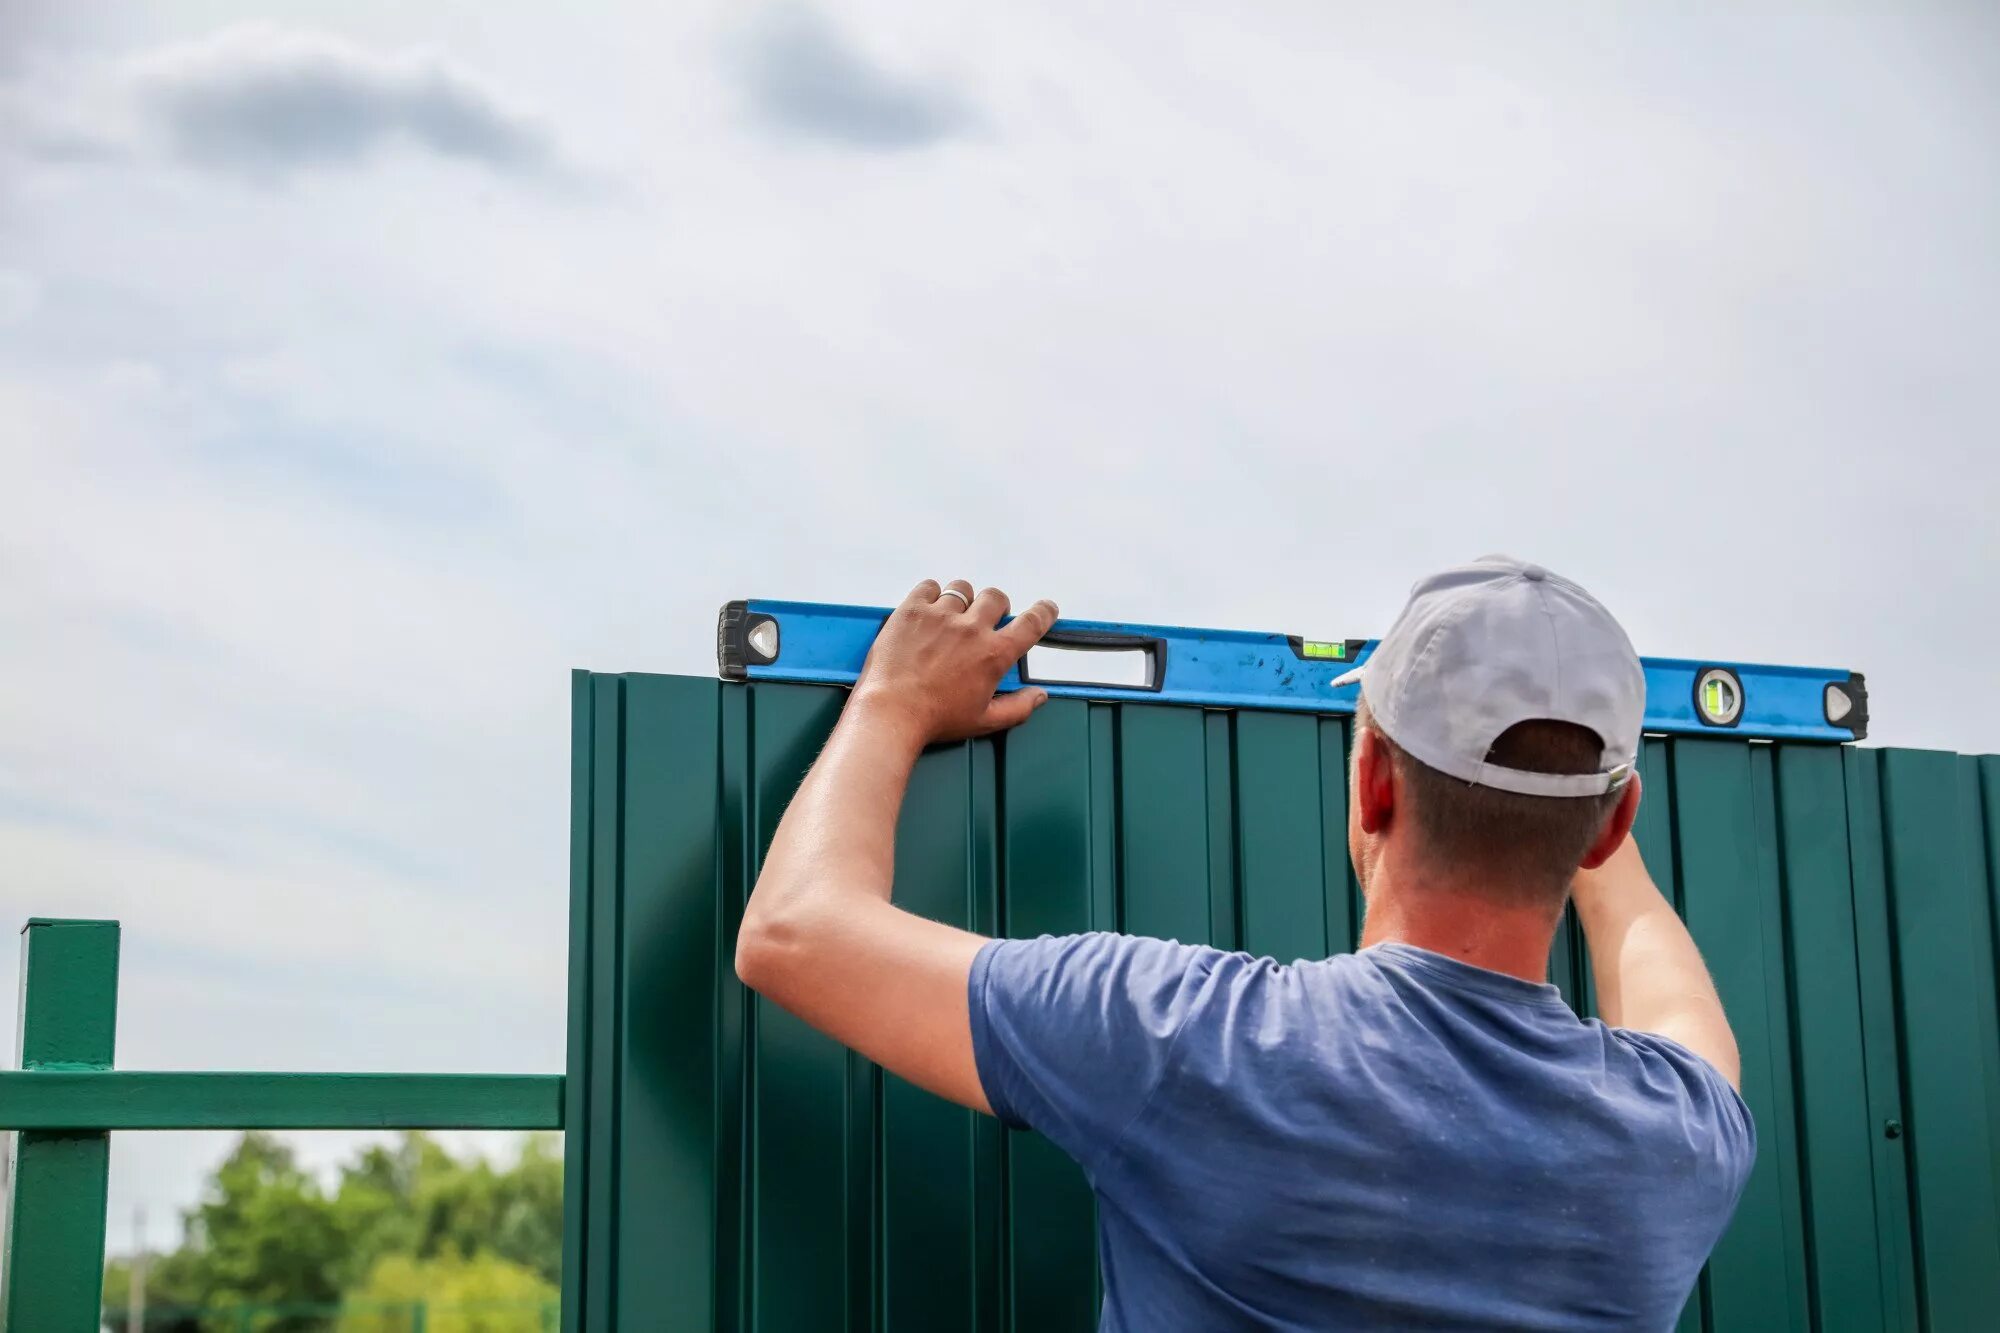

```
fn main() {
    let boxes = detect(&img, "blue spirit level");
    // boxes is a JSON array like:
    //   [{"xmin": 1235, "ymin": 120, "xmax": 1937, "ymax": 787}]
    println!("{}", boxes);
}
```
[{"xmin": 717, "ymin": 600, "xmax": 1869, "ymax": 743}]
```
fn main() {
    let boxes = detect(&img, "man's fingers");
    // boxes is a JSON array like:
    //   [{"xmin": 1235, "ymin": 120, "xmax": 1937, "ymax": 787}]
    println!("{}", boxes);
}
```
[
  {"xmin": 968, "ymin": 586, "xmax": 1010, "ymax": 626},
  {"xmin": 998, "ymin": 598, "xmax": 1060, "ymax": 653},
  {"xmin": 977, "ymin": 688, "xmax": 1047, "ymax": 734},
  {"xmin": 901, "ymin": 579, "xmax": 942, "ymax": 610},
  {"xmin": 940, "ymin": 578, "xmax": 976, "ymax": 611}
]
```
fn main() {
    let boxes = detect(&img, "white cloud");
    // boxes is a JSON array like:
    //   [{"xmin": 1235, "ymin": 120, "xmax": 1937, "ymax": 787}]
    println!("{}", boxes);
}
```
[
  {"xmin": 135, "ymin": 24, "xmax": 560, "ymax": 177},
  {"xmin": 99, "ymin": 356, "xmax": 169, "ymax": 399},
  {"xmin": 4, "ymin": 23, "xmax": 572, "ymax": 182},
  {"xmin": 0, "ymin": 269, "xmax": 40, "ymax": 323},
  {"xmin": 735, "ymin": 4, "xmax": 977, "ymax": 149}
]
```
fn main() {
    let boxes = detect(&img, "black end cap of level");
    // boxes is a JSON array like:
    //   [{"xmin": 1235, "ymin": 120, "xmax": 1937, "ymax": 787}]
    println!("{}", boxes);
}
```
[
  {"xmin": 717, "ymin": 600, "xmax": 750, "ymax": 681},
  {"xmin": 1836, "ymin": 672, "xmax": 1869, "ymax": 742}
]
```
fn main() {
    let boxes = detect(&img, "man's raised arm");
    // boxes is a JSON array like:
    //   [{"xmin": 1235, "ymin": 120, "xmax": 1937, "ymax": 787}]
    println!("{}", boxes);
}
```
[
  {"xmin": 1571, "ymin": 834, "xmax": 1742, "ymax": 1089},
  {"xmin": 733, "ymin": 579, "xmax": 1057, "ymax": 1114}
]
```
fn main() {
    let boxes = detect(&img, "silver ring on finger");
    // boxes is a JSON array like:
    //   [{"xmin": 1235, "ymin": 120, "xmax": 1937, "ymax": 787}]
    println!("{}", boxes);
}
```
[{"xmin": 937, "ymin": 587, "xmax": 970, "ymax": 608}]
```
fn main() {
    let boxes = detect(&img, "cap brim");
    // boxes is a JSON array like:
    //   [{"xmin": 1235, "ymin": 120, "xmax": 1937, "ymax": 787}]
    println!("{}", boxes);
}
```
[{"xmin": 1331, "ymin": 666, "xmax": 1364, "ymax": 689}]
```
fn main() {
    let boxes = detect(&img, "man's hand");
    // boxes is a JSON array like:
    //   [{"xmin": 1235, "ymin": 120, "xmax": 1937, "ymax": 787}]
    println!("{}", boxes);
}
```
[{"xmin": 850, "ymin": 579, "xmax": 1061, "ymax": 745}]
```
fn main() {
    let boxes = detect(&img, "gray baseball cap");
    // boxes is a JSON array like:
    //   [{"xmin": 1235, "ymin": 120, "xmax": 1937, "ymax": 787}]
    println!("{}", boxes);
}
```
[{"xmin": 1332, "ymin": 556, "xmax": 1643, "ymax": 797}]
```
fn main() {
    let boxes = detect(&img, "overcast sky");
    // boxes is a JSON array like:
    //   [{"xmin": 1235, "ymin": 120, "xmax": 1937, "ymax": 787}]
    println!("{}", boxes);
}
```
[{"xmin": 4, "ymin": 1, "xmax": 1998, "ymax": 1253}]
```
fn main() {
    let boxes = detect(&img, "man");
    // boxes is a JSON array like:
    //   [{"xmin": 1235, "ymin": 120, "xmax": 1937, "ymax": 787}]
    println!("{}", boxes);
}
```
[{"xmin": 736, "ymin": 556, "xmax": 1755, "ymax": 1331}]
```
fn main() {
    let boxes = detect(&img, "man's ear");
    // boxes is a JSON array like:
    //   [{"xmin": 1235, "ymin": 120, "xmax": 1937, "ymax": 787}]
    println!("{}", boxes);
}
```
[
  {"xmin": 1578, "ymin": 772, "xmax": 1643, "ymax": 870},
  {"xmin": 1355, "ymin": 726, "xmax": 1397, "ymax": 835}
]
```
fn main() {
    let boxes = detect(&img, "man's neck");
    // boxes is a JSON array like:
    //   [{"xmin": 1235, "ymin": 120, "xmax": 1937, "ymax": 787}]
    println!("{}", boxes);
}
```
[{"xmin": 1356, "ymin": 862, "xmax": 1560, "ymax": 984}]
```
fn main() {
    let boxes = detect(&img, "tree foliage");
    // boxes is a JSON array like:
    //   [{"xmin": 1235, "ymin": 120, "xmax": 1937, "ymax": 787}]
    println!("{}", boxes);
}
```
[
  {"xmin": 336, "ymin": 1254, "xmax": 555, "ymax": 1333},
  {"xmin": 101, "ymin": 1132, "xmax": 562, "ymax": 1331}
]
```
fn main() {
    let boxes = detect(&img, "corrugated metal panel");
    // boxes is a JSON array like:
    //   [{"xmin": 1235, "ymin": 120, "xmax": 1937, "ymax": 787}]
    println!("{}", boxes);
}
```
[
  {"xmin": 564, "ymin": 674, "xmax": 2000, "ymax": 1332},
  {"xmin": 1839, "ymin": 749, "xmax": 1924, "ymax": 1333},
  {"xmin": 1674, "ymin": 739, "xmax": 1811, "ymax": 1331},
  {"xmin": 1870, "ymin": 749, "xmax": 2000, "ymax": 1330}
]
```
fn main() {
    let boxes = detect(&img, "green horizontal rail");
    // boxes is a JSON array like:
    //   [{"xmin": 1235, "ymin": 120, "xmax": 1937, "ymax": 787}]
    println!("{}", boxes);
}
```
[{"xmin": 0, "ymin": 1070, "xmax": 564, "ymax": 1131}]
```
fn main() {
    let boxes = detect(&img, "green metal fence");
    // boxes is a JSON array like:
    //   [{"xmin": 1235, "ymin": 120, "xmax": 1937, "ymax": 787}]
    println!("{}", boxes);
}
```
[
  {"xmin": 10, "ymin": 670, "xmax": 2000, "ymax": 1332},
  {"xmin": 0, "ymin": 919, "xmax": 560, "ymax": 1332},
  {"xmin": 563, "ymin": 672, "xmax": 2000, "ymax": 1333}
]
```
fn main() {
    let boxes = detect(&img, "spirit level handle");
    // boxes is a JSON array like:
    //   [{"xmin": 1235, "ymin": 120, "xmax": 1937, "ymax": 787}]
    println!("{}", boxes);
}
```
[
  {"xmin": 1016, "ymin": 627, "xmax": 1168, "ymax": 693},
  {"xmin": 1036, "ymin": 628, "xmax": 1155, "ymax": 650}
]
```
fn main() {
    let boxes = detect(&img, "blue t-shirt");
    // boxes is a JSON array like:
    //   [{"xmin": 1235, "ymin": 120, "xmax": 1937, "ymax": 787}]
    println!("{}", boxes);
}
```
[{"xmin": 969, "ymin": 934, "xmax": 1755, "ymax": 1332}]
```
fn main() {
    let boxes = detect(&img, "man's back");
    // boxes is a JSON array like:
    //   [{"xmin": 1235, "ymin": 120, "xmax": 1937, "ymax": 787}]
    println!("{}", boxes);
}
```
[{"xmin": 971, "ymin": 934, "xmax": 1756, "ymax": 1332}]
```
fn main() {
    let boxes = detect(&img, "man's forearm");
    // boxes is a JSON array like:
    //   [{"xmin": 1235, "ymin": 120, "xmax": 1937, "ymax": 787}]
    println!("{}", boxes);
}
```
[
  {"xmin": 748, "ymin": 693, "xmax": 926, "ymax": 928},
  {"xmin": 1571, "ymin": 836, "xmax": 1742, "ymax": 1088}
]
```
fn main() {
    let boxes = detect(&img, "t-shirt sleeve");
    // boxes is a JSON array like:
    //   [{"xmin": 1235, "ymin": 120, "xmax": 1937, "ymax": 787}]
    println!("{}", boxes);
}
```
[
  {"xmin": 1613, "ymin": 1028, "xmax": 1759, "ymax": 1201},
  {"xmin": 969, "ymin": 932, "xmax": 1218, "ymax": 1175}
]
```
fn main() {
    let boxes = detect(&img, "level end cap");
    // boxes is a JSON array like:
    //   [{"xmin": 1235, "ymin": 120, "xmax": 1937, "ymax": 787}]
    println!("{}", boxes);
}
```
[
  {"xmin": 717, "ymin": 600, "xmax": 750, "ymax": 681},
  {"xmin": 1830, "ymin": 671, "xmax": 1869, "ymax": 741}
]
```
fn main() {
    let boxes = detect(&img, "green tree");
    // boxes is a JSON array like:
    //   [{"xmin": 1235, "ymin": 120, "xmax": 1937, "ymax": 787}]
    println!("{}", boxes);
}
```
[
  {"xmin": 334, "ymin": 1253, "xmax": 555, "ymax": 1333},
  {"xmin": 185, "ymin": 1133, "xmax": 346, "ymax": 1328},
  {"xmin": 328, "ymin": 1133, "xmax": 562, "ymax": 1289},
  {"xmin": 488, "ymin": 1134, "xmax": 562, "ymax": 1287},
  {"xmin": 102, "ymin": 1132, "xmax": 564, "ymax": 1330},
  {"xmin": 102, "ymin": 1250, "xmax": 206, "ymax": 1332}
]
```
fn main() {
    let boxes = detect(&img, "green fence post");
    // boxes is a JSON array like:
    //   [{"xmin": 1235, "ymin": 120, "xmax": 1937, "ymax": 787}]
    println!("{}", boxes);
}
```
[
  {"xmin": 411, "ymin": 1299, "xmax": 427, "ymax": 1333},
  {"xmin": 0, "ymin": 919, "xmax": 119, "ymax": 1333}
]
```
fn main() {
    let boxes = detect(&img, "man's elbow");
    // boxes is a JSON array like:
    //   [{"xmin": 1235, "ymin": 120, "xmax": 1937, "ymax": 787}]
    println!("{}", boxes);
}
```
[
  {"xmin": 1662, "ymin": 1009, "xmax": 1742, "ymax": 1091},
  {"xmin": 735, "ymin": 905, "xmax": 802, "ymax": 997}
]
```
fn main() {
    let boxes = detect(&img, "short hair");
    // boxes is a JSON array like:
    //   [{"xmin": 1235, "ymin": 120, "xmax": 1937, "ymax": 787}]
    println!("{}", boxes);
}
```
[{"xmin": 1354, "ymin": 698, "xmax": 1621, "ymax": 906}]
